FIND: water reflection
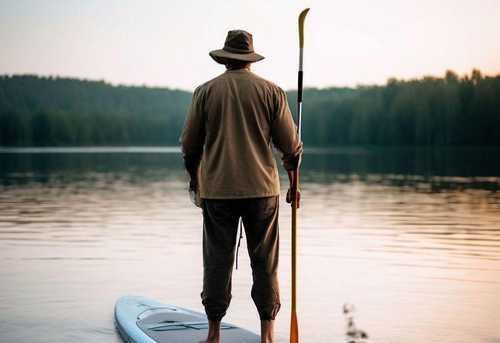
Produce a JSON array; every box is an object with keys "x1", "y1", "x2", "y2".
[
  {"x1": 0, "y1": 147, "x2": 499, "y2": 343},
  {"x1": 2, "y1": 147, "x2": 500, "y2": 190}
]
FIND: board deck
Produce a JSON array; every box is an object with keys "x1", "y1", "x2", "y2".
[{"x1": 114, "y1": 296, "x2": 260, "y2": 343}]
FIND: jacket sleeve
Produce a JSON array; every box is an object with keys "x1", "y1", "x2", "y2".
[
  {"x1": 270, "y1": 87, "x2": 303, "y2": 171},
  {"x1": 179, "y1": 86, "x2": 206, "y2": 177}
]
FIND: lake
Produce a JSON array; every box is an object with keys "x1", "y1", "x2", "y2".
[{"x1": 0, "y1": 147, "x2": 499, "y2": 343}]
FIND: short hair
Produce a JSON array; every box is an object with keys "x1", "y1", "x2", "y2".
[{"x1": 225, "y1": 59, "x2": 251, "y2": 70}]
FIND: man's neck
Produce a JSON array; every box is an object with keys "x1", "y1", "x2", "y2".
[{"x1": 226, "y1": 65, "x2": 251, "y2": 71}]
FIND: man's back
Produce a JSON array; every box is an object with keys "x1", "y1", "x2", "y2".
[{"x1": 182, "y1": 68, "x2": 301, "y2": 199}]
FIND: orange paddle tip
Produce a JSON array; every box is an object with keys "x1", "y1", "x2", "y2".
[{"x1": 290, "y1": 312, "x2": 299, "y2": 343}]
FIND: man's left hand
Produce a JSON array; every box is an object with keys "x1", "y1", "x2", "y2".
[{"x1": 286, "y1": 188, "x2": 301, "y2": 208}]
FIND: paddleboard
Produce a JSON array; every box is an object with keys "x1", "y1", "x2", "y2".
[{"x1": 114, "y1": 296, "x2": 260, "y2": 343}]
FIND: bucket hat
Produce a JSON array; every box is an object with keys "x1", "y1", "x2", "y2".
[{"x1": 209, "y1": 30, "x2": 265, "y2": 64}]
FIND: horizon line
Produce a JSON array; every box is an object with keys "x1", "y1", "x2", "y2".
[{"x1": 2, "y1": 68, "x2": 499, "y2": 92}]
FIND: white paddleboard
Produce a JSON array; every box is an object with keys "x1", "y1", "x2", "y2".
[{"x1": 114, "y1": 296, "x2": 260, "y2": 343}]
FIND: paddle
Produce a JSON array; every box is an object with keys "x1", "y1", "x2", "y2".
[{"x1": 290, "y1": 8, "x2": 309, "y2": 343}]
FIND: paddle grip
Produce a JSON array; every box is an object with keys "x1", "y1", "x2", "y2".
[{"x1": 297, "y1": 71, "x2": 303, "y2": 103}]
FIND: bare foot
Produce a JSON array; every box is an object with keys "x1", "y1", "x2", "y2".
[{"x1": 200, "y1": 320, "x2": 221, "y2": 343}]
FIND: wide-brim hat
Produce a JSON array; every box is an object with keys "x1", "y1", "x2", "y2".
[{"x1": 209, "y1": 30, "x2": 265, "y2": 64}]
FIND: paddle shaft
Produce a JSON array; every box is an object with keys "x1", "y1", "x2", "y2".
[
  {"x1": 290, "y1": 83, "x2": 301, "y2": 343},
  {"x1": 290, "y1": 8, "x2": 309, "y2": 343},
  {"x1": 291, "y1": 66, "x2": 303, "y2": 313}
]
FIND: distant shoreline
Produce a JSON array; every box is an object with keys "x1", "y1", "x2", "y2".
[
  {"x1": 2, "y1": 72, "x2": 500, "y2": 147},
  {"x1": 1, "y1": 146, "x2": 500, "y2": 154}
]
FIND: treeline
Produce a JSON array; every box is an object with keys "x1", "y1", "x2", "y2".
[
  {"x1": 0, "y1": 75, "x2": 191, "y2": 146},
  {"x1": 1, "y1": 70, "x2": 499, "y2": 147},
  {"x1": 289, "y1": 70, "x2": 500, "y2": 146}
]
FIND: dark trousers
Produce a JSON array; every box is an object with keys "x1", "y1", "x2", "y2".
[{"x1": 201, "y1": 196, "x2": 281, "y2": 321}]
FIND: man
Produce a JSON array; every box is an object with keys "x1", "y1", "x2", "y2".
[{"x1": 180, "y1": 30, "x2": 303, "y2": 343}]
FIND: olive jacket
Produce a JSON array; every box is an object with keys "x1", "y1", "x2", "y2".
[{"x1": 180, "y1": 68, "x2": 303, "y2": 199}]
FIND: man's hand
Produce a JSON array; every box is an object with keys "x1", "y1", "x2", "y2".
[
  {"x1": 189, "y1": 178, "x2": 198, "y2": 192},
  {"x1": 286, "y1": 169, "x2": 301, "y2": 208},
  {"x1": 188, "y1": 178, "x2": 202, "y2": 208},
  {"x1": 286, "y1": 188, "x2": 301, "y2": 208}
]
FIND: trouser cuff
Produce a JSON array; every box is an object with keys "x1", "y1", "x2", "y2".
[
  {"x1": 257, "y1": 303, "x2": 281, "y2": 320},
  {"x1": 206, "y1": 313, "x2": 225, "y2": 322}
]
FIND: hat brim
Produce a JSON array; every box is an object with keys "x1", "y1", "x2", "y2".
[{"x1": 209, "y1": 49, "x2": 265, "y2": 64}]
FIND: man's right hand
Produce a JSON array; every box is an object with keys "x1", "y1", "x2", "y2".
[{"x1": 189, "y1": 179, "x2": 198, "y2": 192}]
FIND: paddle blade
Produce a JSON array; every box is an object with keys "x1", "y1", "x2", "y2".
[
  {"x1": 298, "y1": 8, "x2": 310, "y2": 48},
  {"x1": 290, "y1": 311, "x2": 299, "y2": 343}
]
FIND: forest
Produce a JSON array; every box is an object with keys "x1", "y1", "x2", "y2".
[{"x1": 1, "y1": 70, "x2": 499, "y2": 147}]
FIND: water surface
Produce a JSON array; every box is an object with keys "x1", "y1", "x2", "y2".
[{"x1": 0, "y1": 147, "x2": 499, "y2": 343}]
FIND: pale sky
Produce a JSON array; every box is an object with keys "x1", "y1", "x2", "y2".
[{"x1": 1, "y1": 0, "x2": 499, "y2": 91}]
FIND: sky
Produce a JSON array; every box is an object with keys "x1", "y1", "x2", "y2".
[{"x1": 1, "y1": 0, "x2": 499, "y2": 91}]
